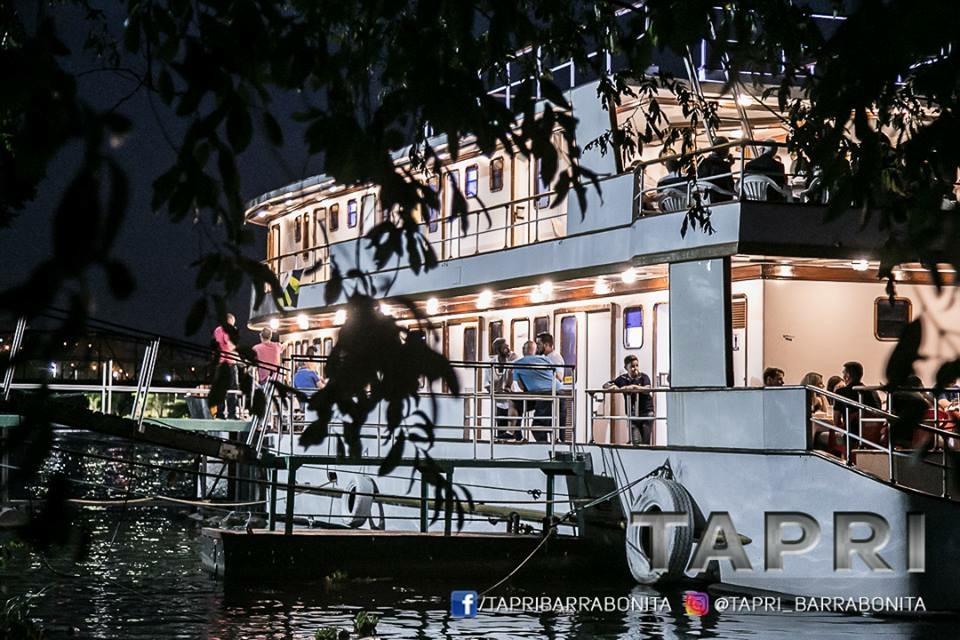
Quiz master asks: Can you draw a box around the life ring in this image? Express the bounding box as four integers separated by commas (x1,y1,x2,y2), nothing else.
368,483,386,530
624,477,695,584
343,477,377,528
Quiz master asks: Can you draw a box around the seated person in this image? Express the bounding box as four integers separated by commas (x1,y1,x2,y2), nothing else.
744,141,787,201
763,367,785,387
889,374,934,450
696,137,735,197
657,158,685,191
292,347,325,418
512,340,558,443
603,355,654,445
800,372,826,414
832,361,883,455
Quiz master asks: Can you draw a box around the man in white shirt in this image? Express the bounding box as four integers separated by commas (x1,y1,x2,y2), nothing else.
536,332,566,442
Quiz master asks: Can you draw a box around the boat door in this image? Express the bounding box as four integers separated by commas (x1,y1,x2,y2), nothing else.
359,193,377,235
446,320,480,440
584,308,613,444
423,176,442,255
653,302,670,444
444,170,461,260
732,296,748,387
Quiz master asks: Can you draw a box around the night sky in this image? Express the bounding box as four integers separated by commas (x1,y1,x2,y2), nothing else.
0,4,321,345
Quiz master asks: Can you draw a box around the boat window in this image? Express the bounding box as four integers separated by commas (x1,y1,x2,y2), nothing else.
512,318,530,350
463,327,478,362
534,316,550,338
361,193,376,230
315,207,326,243
560,315,577,382
294,216,301,243
329,203,340,231
488,320,503,356
490,157,504,192
623,306,643,349
347,199,358,228
427,177,440,232
535,159,550,209
302,212,311,255
875,297,912,341
465,165,479,197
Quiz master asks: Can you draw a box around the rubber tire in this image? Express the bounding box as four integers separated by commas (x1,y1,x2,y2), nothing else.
625,477,695,584
343,476,376,528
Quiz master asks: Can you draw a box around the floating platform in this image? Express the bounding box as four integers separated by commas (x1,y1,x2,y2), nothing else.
200,528,628,582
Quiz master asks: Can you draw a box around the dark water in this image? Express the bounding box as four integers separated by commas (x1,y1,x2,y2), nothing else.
2,439,957,639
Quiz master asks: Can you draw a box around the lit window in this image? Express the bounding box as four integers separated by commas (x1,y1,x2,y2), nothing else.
465,165,479,197
294,217,301,243
559,316,577,383
490,158,504,192
624,306,643,349
534,316,550,337
347,199,358,228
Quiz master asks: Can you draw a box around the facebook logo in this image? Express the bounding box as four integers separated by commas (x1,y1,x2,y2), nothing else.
450,590,478,618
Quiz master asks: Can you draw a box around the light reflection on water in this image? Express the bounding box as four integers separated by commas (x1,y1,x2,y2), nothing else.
1,438,956,638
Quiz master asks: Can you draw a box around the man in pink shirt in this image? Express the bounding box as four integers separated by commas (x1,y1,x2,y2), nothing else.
252,327,283,386
212,313,240,419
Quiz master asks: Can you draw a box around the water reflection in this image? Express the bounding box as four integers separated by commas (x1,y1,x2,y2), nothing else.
1,438,955,638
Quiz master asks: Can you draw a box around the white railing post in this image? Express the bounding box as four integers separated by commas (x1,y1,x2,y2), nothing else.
2,317,27,401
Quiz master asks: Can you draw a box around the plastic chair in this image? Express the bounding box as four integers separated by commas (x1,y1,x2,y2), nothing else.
695,181,736,204
657,188,688,212
741,174,793,202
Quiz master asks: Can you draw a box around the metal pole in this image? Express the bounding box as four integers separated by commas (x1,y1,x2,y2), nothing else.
284,461,297,535
444,467,454,536
419,471,428,533
845,406,852,465
268,468,278,531
489,362,496,459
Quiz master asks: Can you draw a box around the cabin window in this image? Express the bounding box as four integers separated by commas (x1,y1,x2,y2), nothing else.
465,165,479,197
535,158,550,209
512,318,530,351
534,316,550,338
302,212,311,256
488,320,503,356
329,204,340,231
361,194,376,231
427,177,440,232
559,315,577,383
875,297,912,341
347,199,358,228
294,217,301,243
490,157,504,192
315,207,327,243
463,327,478,362
623,306,643,349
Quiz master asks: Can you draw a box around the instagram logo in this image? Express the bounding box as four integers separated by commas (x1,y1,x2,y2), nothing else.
684,591,710,616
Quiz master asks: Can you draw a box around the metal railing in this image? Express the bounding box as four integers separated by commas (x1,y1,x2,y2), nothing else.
807,385,957,499
264,190,567,288
271,356,577,461
632,139,829,218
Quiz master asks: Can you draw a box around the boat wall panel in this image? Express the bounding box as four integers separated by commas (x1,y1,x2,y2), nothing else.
570,83,618,176
668,258,731,387
665,388,807,449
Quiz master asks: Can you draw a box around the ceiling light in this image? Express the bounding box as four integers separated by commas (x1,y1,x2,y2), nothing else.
594,278,611,295
621,268,637,284
777,265,794,277
297,313,309,330
730,128,744,139
892,268,905,281
380,303,392,316
539,280,553,296
269,318,280,330
425,298,440,315
851,260,870,272
530,288,545,304
334,309,347,325
477,290,494,309
736,94,753,107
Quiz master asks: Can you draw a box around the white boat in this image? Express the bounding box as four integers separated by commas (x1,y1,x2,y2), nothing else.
242,74,960,612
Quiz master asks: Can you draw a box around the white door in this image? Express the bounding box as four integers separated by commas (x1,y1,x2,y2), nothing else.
732,297,748,387
585,311,612,444
653,303,670,445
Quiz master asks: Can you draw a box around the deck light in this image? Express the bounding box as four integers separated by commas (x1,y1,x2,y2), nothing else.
736,94,753,107
851,260,870,272
539,280,553,296
297,313,310,330
477,289,494,309
164,374,172,382
269,318,280,330
425,298,440,315
893,268,905,281
334,309,347,325
777,265,794,277
530,288,545,303
730,128,744,139
594,278,611,295
621,268,637,284
380,303,393,316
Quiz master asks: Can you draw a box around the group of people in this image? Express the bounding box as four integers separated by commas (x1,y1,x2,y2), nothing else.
484,333,567,443
654,138,790,208
764,362,960,456
209,313,325,420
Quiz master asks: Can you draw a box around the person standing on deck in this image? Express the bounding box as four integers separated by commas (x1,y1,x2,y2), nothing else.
252,327,283,387
604,355,654,445
212,313,240,420
513,341,556,443
484,337,519,441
